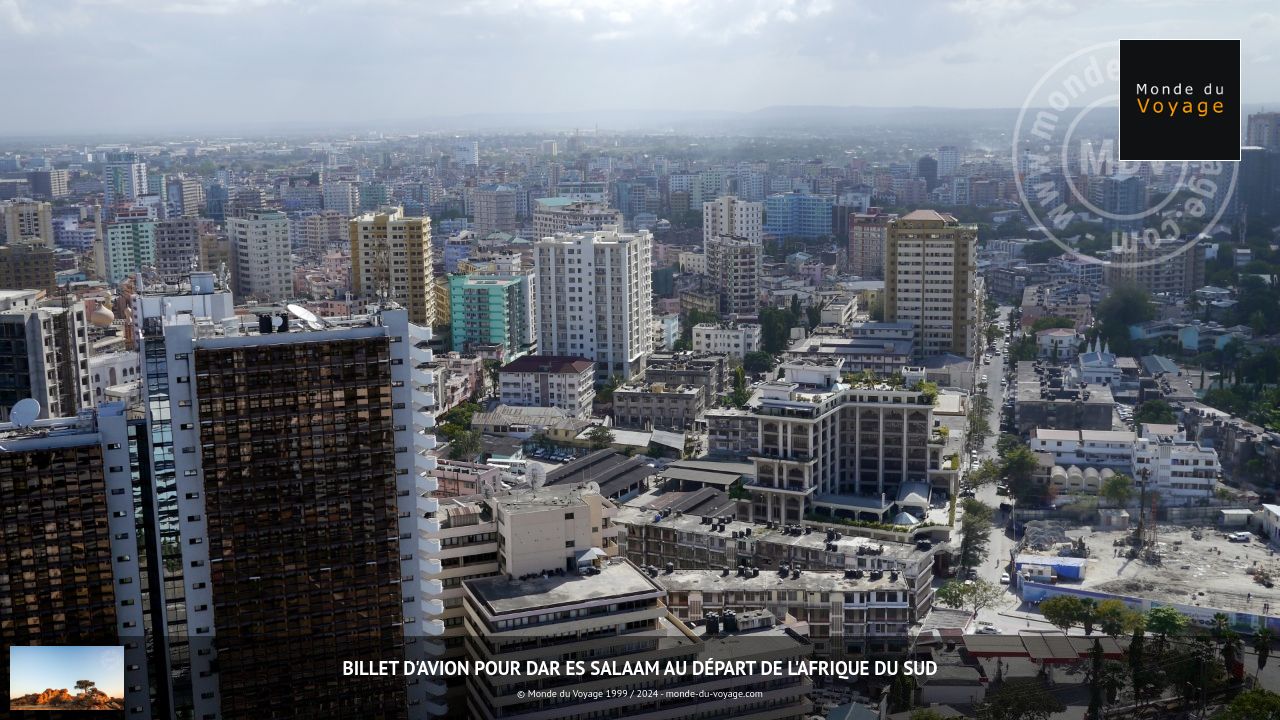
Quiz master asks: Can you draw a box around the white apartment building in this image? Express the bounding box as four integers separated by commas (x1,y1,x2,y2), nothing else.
692,322,761,359
1134,423,1221,500
703,195,763,247
1030,429,1136,471
498,355,595,418
884,210,980,359
471,184,518,236
227,209,292,301
678,250,706,274
535,227,653,382
323,181,359,217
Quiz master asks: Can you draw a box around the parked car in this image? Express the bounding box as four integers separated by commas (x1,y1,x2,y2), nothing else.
1000,573,1011,584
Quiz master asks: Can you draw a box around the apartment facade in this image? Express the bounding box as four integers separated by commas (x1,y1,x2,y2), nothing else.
1103,237,1206,298
884,210,980,358
705,235,762,318
691,322,761,359
532,198,623,238
848,208,894,279
498,354,595,418
703,195,764,246
0,299,91,420
534,228,653,382
1,198,53,246
471,184,518,236
0,242,57,291
350,207,436,326
153,216,200,283
448,273,534,361
227,210,291,302
613,382,706,431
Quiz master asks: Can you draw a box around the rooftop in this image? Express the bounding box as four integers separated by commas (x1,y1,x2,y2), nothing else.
465,559,664,616
499,355,593,375
657,568,907,594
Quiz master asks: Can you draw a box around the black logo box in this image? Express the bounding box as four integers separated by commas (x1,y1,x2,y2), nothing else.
1119,39,1241,162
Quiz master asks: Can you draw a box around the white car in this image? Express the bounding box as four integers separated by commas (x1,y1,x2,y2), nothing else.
981,375,989,383
1000,573,1011,584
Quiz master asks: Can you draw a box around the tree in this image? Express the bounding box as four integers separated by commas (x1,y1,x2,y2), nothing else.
1030,316,1075,332
586,425,615,450
1255,627,1274,678
1086,639,1104,720
936,579,1004,616
1217,688,1280,720
1094,599,1142,638
996,433,1023,457
968,458,1002,488
909,711,947,720
75,680,95,694
976,678,1066,720
1133,399,1176,426
596,375,622,404
1100,473,1135,508
958,498,993,570
1002,445,1044,505
743,351,774,374
1146,606,1189,647
1128,621,1147,706
1040,595,1085,633
868,295,885,322
729,366,751,408
448,430,482,460
1095,282,1155,354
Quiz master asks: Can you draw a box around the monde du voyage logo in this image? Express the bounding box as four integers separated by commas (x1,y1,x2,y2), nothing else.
1120,39,1241,161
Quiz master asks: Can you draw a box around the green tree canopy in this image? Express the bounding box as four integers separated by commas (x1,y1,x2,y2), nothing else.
1100,473,1135,508
977,678,1066,720
1133,399,1177,426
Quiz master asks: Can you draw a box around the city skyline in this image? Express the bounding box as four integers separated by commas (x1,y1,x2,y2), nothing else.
3,0,1280,135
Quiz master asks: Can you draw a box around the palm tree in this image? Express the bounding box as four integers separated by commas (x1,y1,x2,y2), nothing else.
1255,627,1275,680
1222,630,1244,683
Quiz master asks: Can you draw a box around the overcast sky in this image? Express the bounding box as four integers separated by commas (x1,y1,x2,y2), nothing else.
2,0,1279,135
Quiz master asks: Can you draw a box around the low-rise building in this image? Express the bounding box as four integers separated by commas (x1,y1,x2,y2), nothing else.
645,351,729,398
1133,422,1221,500
691,322,761,359
1036,327,1081,360
498,355,595,418
614,383,706,431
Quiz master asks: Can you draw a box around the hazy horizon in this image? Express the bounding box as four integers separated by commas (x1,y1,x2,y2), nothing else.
2,0,1279,136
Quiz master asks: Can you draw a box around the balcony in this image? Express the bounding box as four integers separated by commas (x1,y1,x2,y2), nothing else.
420,577,443,595
415,431,437,451
420,678,447,696
424,598,445,616
408,324,432,344
412,389,436,408
418,495,439,514
423,699,448,716
420,475,439,493
424,619,446,636
422,538,442,555
416,412,435,429
422,558,443,575
421,517,441,534
412,366,435,386
418,456,438,472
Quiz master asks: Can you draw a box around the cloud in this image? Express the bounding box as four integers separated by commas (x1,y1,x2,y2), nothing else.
0,0,34,33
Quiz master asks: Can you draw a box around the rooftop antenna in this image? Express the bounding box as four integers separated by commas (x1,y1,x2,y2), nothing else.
9,398,40,429
286,303,327,331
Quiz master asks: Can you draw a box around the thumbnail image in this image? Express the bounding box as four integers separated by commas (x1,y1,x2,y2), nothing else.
9,646,124,712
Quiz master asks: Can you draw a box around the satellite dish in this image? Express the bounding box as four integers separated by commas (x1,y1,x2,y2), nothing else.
583,481,600,496
287,303,327,331
271,314,285,329
9,398,40,429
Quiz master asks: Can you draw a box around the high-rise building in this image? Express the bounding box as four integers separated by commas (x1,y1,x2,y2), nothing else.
0,243,57,292
103,152,148,219
129,279,443,718
453,140,479,167
1103,237,1205,298
763,192,834,239
885,209,980,358
916,155,939,191
1,198,53,246
447,273,535,361
298,209,347,256
164,174,205,218
535,227,653,382
705,235,762,318
323,181,360,217
227,209,291,302
531,198,623,238
1247,111,1280,150
937,146,959,178
104,220,157,285
26,168,69,199
849,207,896,280
153,217,200,283
471,184,518,236
0,402,151,718
1239,146,1280,221
702,195,763,247
0,294,91,419
350,207,436,326
1091,174,1145,232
